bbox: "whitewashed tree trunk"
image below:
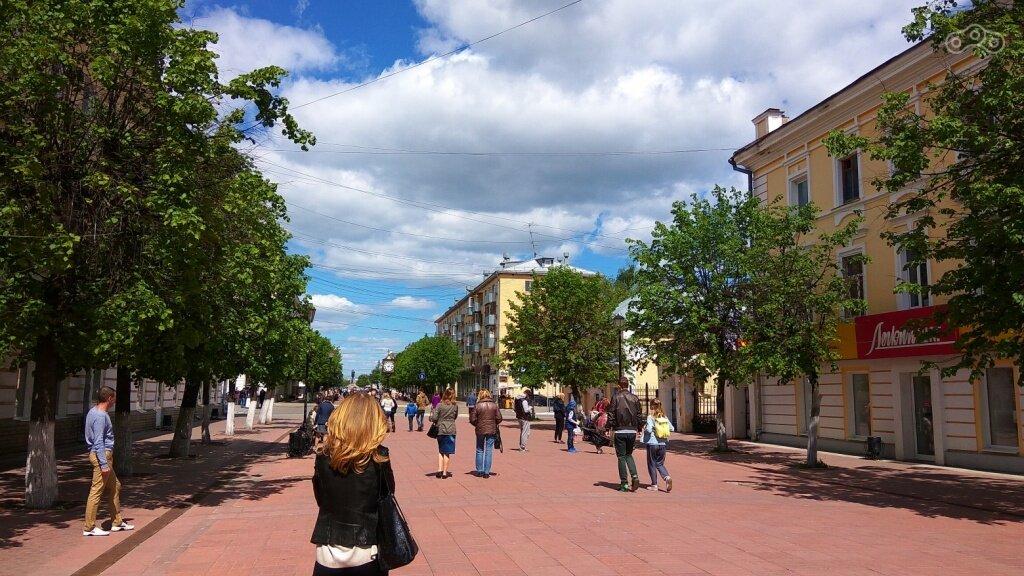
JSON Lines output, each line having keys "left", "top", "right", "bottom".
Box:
{"left": 25, "top": 420, "right": 57, "bottom": 509}
{"left": 245, "top": 400, "right": 256, "bottom": 430}
{"left": 201, "top": 403, "right": 212, "bottom": 443}
{"left": 225, "top": 401, "right": 235, "bottom": 435}
{"left": 265, "top": 398, "right": 274, "bottom": 423}
{"left": 155, "top": 384, "right": 164, "bottom": 428}
{"left": 258, "top": 399, "right": 270, "bottom": 424}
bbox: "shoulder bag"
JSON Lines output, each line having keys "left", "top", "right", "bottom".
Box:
{"left": 376, "top": 462, "right": 418, "bottom": 570}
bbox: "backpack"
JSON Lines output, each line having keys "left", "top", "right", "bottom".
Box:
{"left": 654, "top": 417, "right": 671, "bottom": 440}
{"left": 513, "top": 397, "right": 527, "bottom": 420}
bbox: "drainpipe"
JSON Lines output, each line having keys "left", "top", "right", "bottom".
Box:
{"left": 729, "top": 156, "right": 753, "bottom": 194}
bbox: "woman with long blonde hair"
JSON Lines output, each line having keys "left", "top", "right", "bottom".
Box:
{"left": 642, "top": 398, "right": 675, "bottom": 492}
{"left": 310, "top": 393, "right": 393, "bottom": 575}
{"left": 429, "top": 388, "right": 459, "bottom": 478}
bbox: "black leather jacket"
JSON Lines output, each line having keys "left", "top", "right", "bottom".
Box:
{"left": 310, "top": 446, "right": 395, "bottom": 547}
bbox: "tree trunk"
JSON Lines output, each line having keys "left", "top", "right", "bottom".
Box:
{"left": 265, "top": 398, "right": 274, "bottom": 423}
{"left": 201, "top": 380, "right": 212, "bottom": 444}
{"left": 806, "top": 373, "right": 821, "bottom": 467}
{"left": 245, "top": 392, "right": 256, "bottom": 430}
{"left": 225, "top": 401, "right": 235, "bottom": 435}
{"left": 169, "top": 380, "right": 200, "bottom": 458}
{"left": 154, "top": 382, "right": 164, "bottom": 428}
{"left": 715, "top": 378, "right": 729, "bottom": 451}
{"left": 257, "top": 395, "right": 270, "bottom": 424}
{"left": 26, "top": 334, "right": 60, "bottom": 508}
{"left": 113, "top": 367, "right": 134, "bottom": 476}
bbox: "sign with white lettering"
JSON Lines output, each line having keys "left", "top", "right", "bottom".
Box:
{"left": 854, "top": 306, "right": 958, "bottom": 359}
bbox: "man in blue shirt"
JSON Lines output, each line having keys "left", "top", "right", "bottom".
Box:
{"left": 313, "top": 394, "right": 335, "bottom": 445}
{"left": 83, "top": 385, "right": 133, "bottom": 536}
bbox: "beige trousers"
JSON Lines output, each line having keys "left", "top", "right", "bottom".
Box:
{"left": 84, "top": 450, "right": 122, "bottom": 530}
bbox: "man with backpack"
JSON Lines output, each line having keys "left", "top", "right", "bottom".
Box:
{"left": 605, "top": 376, "right": 643, "bottom": 492}
{"left": 514, "top": 389, "right": 534, "bottom": 451}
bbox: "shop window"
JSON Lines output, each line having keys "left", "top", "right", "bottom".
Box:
{"left": 849, "top": 373, "right": 871, "bottom": 437}
{"left": 983, "top": 367, "right": 1018, "bottom": 448}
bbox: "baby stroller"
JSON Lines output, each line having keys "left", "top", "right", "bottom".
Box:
{"left": 579, "top": 411, "right": 610, "bottom": 454}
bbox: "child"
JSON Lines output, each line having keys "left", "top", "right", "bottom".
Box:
{"left": 405, "top": 401, "right": 417, "bottom": 432}
{"left": 565, "top": 399, "right": 579, "bottom": 453}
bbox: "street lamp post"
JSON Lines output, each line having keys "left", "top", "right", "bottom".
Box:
{"left": 612, "top": 313, "right": 625, "bottom": 382}
{"left": 302, "top": 305, "right": 317, "bottom": 431}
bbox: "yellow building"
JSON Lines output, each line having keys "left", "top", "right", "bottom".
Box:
{"left": 435, "top": 255, "right": 653, "bottom": 410}
{"left": 730, "top": 41, "right": 1023, "bottom": 473}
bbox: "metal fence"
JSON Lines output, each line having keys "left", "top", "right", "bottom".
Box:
{"left": 693, "top": 392, "right": 717, "bottom": 433}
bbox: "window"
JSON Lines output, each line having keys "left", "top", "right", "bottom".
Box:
{"left": 524, "top": 280, "right": 532, "bottom": 292}
{"left": 841, "top": 253, "right": 865, "bottom": 319}
{"left": 898, "top": 248, "right": 930, "bottom": 308}
{"left": 983, "top": 367, "right": 1018, "bottom": 448}
{"left": 850, "top": 373, "right": 871, "bottom": 437}
{"left": 838, "top": 155, "right": 860, "bottom": 204}
{"left": 790, "top": 176, "right": 809, "bottom": 206}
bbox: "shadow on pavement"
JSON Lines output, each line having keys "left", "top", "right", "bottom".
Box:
{"left": 0, "top": 424, "right": 303, "bottom": 549}
{"left": 666, "top": 433, "right": 1024, "bottom": 524}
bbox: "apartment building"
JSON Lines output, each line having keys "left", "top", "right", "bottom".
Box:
{"left": 730, "top": 41, "right": 1023, "bottom": 473}
{"left": 435, "top": 255, "right": 600, "bottom": 401}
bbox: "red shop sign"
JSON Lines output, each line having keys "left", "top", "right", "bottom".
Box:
{"left": 854, "top": 306, "right": 958, "bottom": 359}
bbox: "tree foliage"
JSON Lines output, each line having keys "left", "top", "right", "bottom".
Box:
{"left": 0, "top": 0, "right": 315, "bottom": 503}
{"left": 393, "top": 336, "right": 462, "bottom": 393}
{"left": 501, "top": 266, "right": 620, "bottom": 403}
{"left": 825, "top": 0, "right": 1024, "bottom": 385}
{"left": 629, "top": 187, "right": 766, "bottom": 450}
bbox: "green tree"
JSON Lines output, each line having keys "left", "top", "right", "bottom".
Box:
{"left": 628, "top": 187, "right": 766, "bottom": 451}
{"left": 394, "top": 336, "right": 462, "bottom": 393}
{"left": 745, "top": 204, "right": 866, "bottom": 466}
{"left": 501, "top": 266, "right": 620, "bottom": 404}
{"left": 0, "top": 0, "right": 313, "bottom": 505}
{"left": 825, "top": 0, "right": 1024, "bottom": 385}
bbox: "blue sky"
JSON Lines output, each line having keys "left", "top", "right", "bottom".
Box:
{"left": 186, "top": 0, "right": 923, "bottom": 376}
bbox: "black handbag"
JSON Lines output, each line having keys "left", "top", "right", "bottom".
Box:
{"left": 426, "top": 422, "right": 439, "bottom": 438}
{"left": 494, "top": 427, "right": 503, "bottom": 453}
{"left": 376, "top": 462, "right": 418, "bottom": 570}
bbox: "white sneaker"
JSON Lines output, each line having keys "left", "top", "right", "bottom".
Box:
{"left": 110, "top": 521, "right": 134, "bottom": 532}
{"left": 83, "top": 527, "right": 109, "bottom": 536}
{"left": 646, "top": 485, "right": 659, "bottom": 491}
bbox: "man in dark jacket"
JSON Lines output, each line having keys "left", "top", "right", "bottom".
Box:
{"left": 605, "top": 376, "right": 642, "bottom": 492}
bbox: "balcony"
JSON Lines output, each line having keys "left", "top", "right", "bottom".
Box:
{"left": 485, "top": 314, "right": 496, "bottom": 326}
{"left": 471, "top": 343, "right": 480, "bottom": 353}
{"left": 484, "top": 292, "right": 496, "bottom": 304}
{"left": 473, "top": 322, "right": 482, "bottom": 333}
{"left": 486, "top": 336, "right": 496, "bottom": 348}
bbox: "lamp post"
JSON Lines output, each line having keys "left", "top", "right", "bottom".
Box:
{"left": 382, "top": 351, "right": 395, "bottom": 395}
{"left": 612, "top": 313, "right": 625, "bottom": 382}
{"left": 302, "top": 305, "right": 317, "bottom": 430}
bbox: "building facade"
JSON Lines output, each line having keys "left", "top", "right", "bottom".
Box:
{"left": 730, "top": 42, "right": 1023, "bottom": 473}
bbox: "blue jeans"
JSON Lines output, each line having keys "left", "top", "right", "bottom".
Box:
{"left": 416, "top": 410, "right": 425, "bottom": 430}
{"left": 566, "top": 424, "right": 576, "bottom": 450}
{"left": 475, "top": 434, "right": 495, "bottom": 474}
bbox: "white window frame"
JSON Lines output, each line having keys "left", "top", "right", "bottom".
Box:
{"left": 790, "top": 174, "right": 810, "bottom": 207}
{"left": 896, "top": 247, "right": 931, "bottom": 309}
{"left": 847, "top": 372, "right": 871, "bottom": 438}
{"left": 980, "top": 367, "right": 1018, "bottom": 450}
{"left": 838, "top": 248, "right": 867, "bottom": 320}
{"left": 834, "top": 153, "right": 861, "bottom": 206}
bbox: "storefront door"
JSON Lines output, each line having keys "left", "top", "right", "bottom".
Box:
{"left": 912, "top": 376, "right": 934, "bottom": 457}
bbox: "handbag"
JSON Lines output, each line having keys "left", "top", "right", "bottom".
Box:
{"left": 494, "top": 427, "right": 503, "bottom": 453}
{"left": 426, "top": 422, "right": 439, "bottom": 438}
{"left": 376, "top": 462, "right": 418, "bottom": 570}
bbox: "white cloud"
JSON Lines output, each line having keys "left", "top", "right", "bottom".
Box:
{"left": 196, "top": 0, "right": 924, "bottom": 371}
{"left": 389, "top": 296, "right": 436, "bottom": 310}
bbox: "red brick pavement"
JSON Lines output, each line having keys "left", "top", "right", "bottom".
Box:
{"left": 2, "top": 412, "right": 1023, "bottom": 575}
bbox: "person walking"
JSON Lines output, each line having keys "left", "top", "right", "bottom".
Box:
{"left": 466, "top": 390, "right": 478, "bottom": 420}
{"left": 310, "top": 393, "right": 394, "bottom": 575}
{"left": 513, "top": 390, "right": 534, "bottom": 451}
{"left": 405, "top": 400, "right": 417, "bottom": 432}
{"left": 430, "top": 388, "right": 459, "bottom": 478}
{"left": 469, "top": 389, "right": 502, "bottom": 478}
{"left": 606, "top": 377, "right": 642, "bottom": 492}
{"left": 643, "top": 399, "right": 675, "bottom": 492}
{"left": 430, "top": 392, "right": 441, "bottom": 409}
{"left": 380, "top": 392, "right": 397, "bottom": 433}
{"left": 82, "top": 386, "right": 133, "bottom": 536}
{"left": 551, "top": 392, "right": 566, "bottom": 443}
{"left": 565, "top": 397, "right": 579, "bottom": 453}
{"left": 313, "top": 394, "right": 335, "bottom": 447}
{"left": 415, "top": 391, "right": 429, "bottom": 431}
